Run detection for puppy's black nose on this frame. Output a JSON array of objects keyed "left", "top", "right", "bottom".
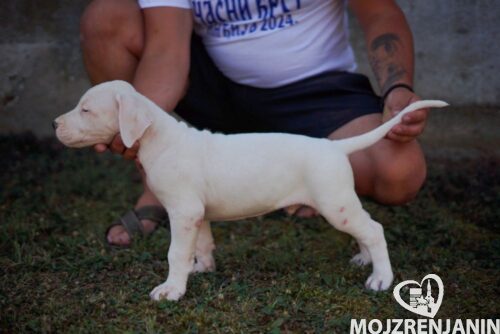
[{"left": 52, "top": 120, "right": 58, "bottom": 130}]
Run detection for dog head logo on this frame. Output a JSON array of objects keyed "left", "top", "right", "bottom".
[{"left": 393, "top": 274, "right": 444, "bottom": 318}]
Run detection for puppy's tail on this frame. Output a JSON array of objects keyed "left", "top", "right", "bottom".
[{"left": 336, "top": 100, "right": 449, "bottom": 155}]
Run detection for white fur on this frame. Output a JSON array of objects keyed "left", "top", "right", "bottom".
[{"left": 54, "top": 81, "right": 448, "bottom": 301}]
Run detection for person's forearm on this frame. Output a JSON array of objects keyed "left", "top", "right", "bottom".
[
  {"left": 132, "top": 7, "right": 192, "bottom": 112},
  {"left": 133, "top": 50, "right": 189, "bottom": 112},
  {"left": 361, "top": 11, "right": 414, "bottom": 95}
]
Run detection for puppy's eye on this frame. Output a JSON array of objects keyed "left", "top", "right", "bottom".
[{"left": 82, "top": 108, "right": 90, "bottom": 113}]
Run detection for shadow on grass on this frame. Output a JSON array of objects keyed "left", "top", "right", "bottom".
[{"left": 0, "top": 134, "right": 499, "bottom": 332}]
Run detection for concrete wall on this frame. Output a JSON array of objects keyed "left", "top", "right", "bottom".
[
  {"left": 0, "top": 0, "right": 90, "bottom": 137},
  {"left": 1, "top": 0, "right": 499, "bottom": 137},
  {"left": 350, "top": 0, "right": 500, "bottom": 106}
]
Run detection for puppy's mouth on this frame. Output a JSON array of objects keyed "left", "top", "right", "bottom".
[{"left": 55, "top": 128, "right": 89, "bottom": 148}]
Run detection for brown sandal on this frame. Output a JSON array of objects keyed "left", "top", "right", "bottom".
[{"left": 104, "top": 205, "right": 169, "bottom": 248}]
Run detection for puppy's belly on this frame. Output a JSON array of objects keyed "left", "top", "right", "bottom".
[
  {"left": 204, "top": 206, "right": 275, "bottom": 221},
  {"left": 203, "top": 191, "right": 309, "bottom": 221}
]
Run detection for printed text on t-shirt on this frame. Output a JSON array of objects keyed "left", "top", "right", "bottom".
[{"left": 192, "top": 0, "right": 302, "bottom": 38}]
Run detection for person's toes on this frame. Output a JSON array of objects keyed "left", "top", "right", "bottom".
[
  {"left": 284, "top": 204, "right": 301, "bottom": 216},
  {"left": 107, "top": 225, "right": 131, "bottom": 246},
  {"left": 114, "top": 230, "right": 131, "bottom": 245},
  {"left": 295, "top": 206, "right": 318, "bottom": 218}
]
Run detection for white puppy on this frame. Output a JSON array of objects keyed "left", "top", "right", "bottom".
[{"left": 54, "top": 80, "right": 448, "bottom": 301}]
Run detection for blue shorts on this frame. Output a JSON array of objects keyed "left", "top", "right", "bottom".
[{"left": 176, "top": 36, "right": 382, "bottom": 138}]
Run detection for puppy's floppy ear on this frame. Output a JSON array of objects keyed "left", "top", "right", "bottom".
[{"left": 116, "top": 93, "right": 152, "bottom": 148}]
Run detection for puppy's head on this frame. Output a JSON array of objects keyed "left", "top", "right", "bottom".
[{"left": 54, "top": 80, "right": 152, "bottom": 148}]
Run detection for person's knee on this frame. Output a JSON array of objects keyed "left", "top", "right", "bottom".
[
  {"left": 80, "top": 0, "right": 142, "bottom": 51},
  {"left": 374, "top": 145, "right": 427, "bottom": 205},
  {"left": 81, "top": 0, "right": 119, "bottom": 42}
]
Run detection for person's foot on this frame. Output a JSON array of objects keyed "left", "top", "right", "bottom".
[
  {"left": 106, "top": 191, "right": 162, "bottom": 246},
  {"left": 284, "top": 205, "right": 319, "bottom": 218}
]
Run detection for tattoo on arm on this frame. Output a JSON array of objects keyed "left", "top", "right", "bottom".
[{"left": 369, "top": 33, "right": 407, "bottom": 95}]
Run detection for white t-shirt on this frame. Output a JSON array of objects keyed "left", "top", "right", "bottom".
[{"left": 139, "top": 0, "right": 357, "bottom": 88}]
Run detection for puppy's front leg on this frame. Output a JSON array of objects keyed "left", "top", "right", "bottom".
[
  {"left": 193, "top": 220, "right": 216, "bottom": 273},
  {"left": 150, "top": 210, "right": 203, "bottom": 301}
]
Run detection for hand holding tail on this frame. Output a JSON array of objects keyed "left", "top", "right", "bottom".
[{"left": 337, "top": 100, "right": 449, "bottom": 155}]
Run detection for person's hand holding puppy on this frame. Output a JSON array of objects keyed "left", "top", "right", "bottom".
[{"left": 94, "top": 134, "right": 139, "bottom": 160}]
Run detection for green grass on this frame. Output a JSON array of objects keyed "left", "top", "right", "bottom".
[{"left": 1, "top": 134, "right": 499, "bottom": 333}]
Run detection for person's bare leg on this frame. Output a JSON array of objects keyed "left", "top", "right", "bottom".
[
  {"left": 109, "top": 163, "right": 162, "bottom": 246},
  {"left": 81, "top": 0, "right": 162, "bottom": 245},
  {"left": 329, "top": 113, "right": 426, "bottom": 205},
  {"left": 290, "top": 113, "right": 426, "bottom": 217}
]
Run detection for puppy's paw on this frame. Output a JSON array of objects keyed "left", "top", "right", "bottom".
[
  {"left": 150, "top": 282, "right": 185, "bottom": 301},
  {"left": 365, "top": 271, "right": 394, "bottom": 291},
  {"left": 350, "top": 252, "right": 371, "bottom": 266},
  {"left": 192, "top": 255, "right": 216, "bottom": 273}
]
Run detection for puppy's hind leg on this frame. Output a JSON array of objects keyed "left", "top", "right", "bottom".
[
  {"left": 360, "top": 220, "right": 394, "bottom": 291},
  {"left": 192, "top": 220, "right": 216, "bottom": 273},
  {"left": 315, "top": 192, "right": 393, "bottom": 291},
  {"left": 350, "top": 241, "right": 372, "bottom": 267}
]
